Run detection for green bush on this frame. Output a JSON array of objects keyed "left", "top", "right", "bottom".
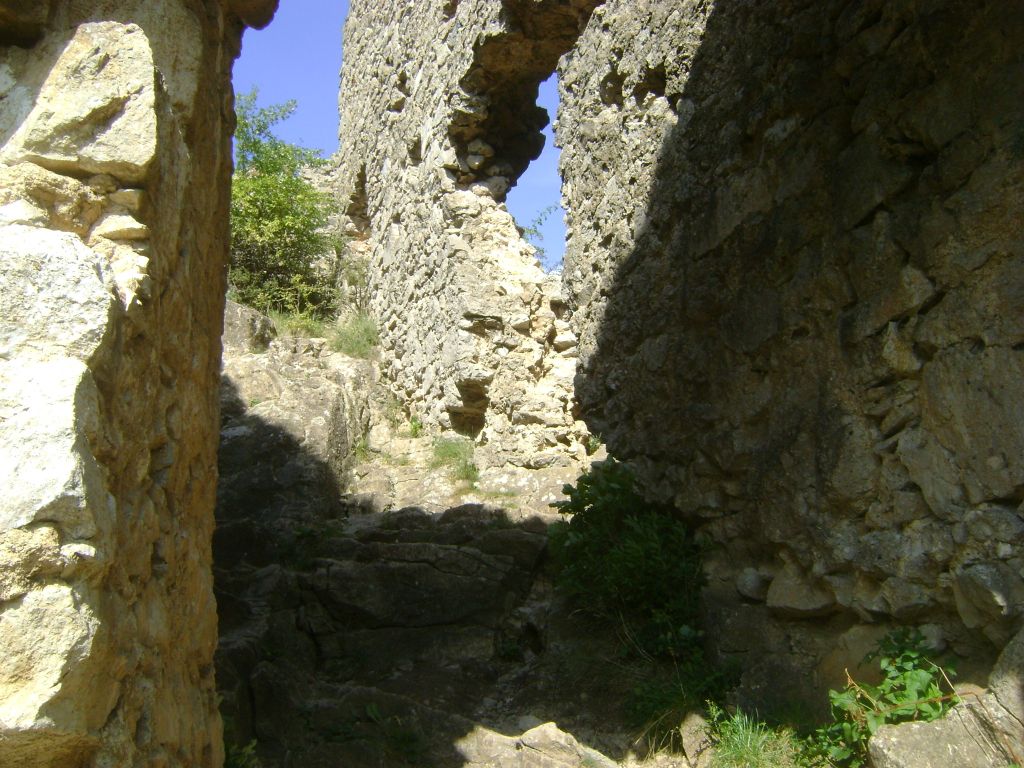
[
  {"left": 329, "top": 312, "right": 379, "bottom": 358},
  {"left": 550, "top": 459, "right": 705, "bottom": 658},
  {"left": 803, "top": 629, "right": 958, "bottom": 767},
  {"left": 230, "top": 89, "right": 338, "bottom": 317},
  {"left": 551, "top": 460, "right": 733, "bottom": 753}
]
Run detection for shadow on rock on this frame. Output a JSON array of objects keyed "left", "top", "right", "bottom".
[
  {"left": 214, "top": 307, "right": 650, "bottom": 767},
  {"left": 565, "top": 0, "right": 1024, "bottom": 718},
  {"left": 216, "top": 492, "right": 643, "bottom": 767}
]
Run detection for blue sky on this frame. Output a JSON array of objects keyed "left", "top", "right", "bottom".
[{"left": 234, "top": 0, "right": 566, "bottom": 268}]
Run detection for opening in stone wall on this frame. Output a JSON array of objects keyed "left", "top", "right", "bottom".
[
  {"left": 233, "top": 0, "right": 344, "bottom": 157},
  {"left": 505, "top": 73, "right": 567, "bottom": 272},
  {"left": 445, "top": 1, "right": 605, "bottom": 276}
]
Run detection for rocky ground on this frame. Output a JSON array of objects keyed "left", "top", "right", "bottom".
[
  {"left": 213, "top": 303, "right": 698, "bottom": 768},
  {"left": 213, "top": 303, "right": 1024, "bottom": 768}
]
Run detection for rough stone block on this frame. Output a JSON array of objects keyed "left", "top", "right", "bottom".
[{"left": 3, "top": 22, "right": 157, "bottom": 183}]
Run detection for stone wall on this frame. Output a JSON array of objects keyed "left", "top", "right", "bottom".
[
  {"left": 0, "top": 1, "right": 273, "bottom": 764},
  {"left": 559, "top": 0, "right": 1024, "bottom": 702},
  {"left": 336, "top": 0, "right": 599, "bottom": 465}
]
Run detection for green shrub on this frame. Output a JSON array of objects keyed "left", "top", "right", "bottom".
[
  {"left": 706, "top": 704, "right": 801, "bottom": 768},
  {"left": 550, "top": 459, "right": 705, "bottom": 658},
  {"left": 430, "top": 436, "right": 479, "bottom": 486},
  {"left": 330, "top": 312, "right": 379, "bottom": 358},
  {"left": 803, "top": 629, "right": 958, "bottom": 767},
  {"left": 552, "top": 460, "right": 728, "bottom": 754},
  {"left": 229, "top": 89, "right": 339, "bottom": 317}
]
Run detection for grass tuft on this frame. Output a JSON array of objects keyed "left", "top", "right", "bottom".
[
  {"left": 430, "top": 436, "right": 479, "bottom": 486},
  {"left": 330, "top": 312, "right": 379, "bottom": 358},
  {"left": 707, "top": 704, "right": 802, "bottom": 768},
  {"left": 269, "top": 310, "right": 327, "bottom": 338}
]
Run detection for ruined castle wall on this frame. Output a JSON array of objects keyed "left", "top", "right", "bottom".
[
  {"left": 336, "top": 0, "right": 599, "bottom": 463},
  {"left": 0, "top": 1, "right": 274, "bottom": 764},
  {"left": 559, "top": 0, "right": 1024, "bottom": 699}
]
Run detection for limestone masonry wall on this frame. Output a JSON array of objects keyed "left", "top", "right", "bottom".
[
  {"left": 559, "top": 0, "right": 1024, "bottom": 700},
  {"left": 338, "top": 0, "right": 1024, "bottom": 705},
  {"left": 0, "top": 1, "right": 274, "bottom": 765},
  {"left": 4, "top": 0, "right": 1017, "bottom": 759},
  {"left": 336, "top": 0, "right": 600, "bottom": 466}
]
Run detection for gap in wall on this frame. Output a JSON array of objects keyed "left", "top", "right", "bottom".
[
  {"left": 233, "top": 0, "right": 346, "bottom": 157},
  {"left": 505, "top": 73, "right": 567, "bottom": 273}
]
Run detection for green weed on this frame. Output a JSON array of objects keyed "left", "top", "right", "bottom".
[
  {"left": 480, "top": 488, "right": 519, "bottom": 501},
  {"left": 352, "top": 436, "right": 371, "bottom": 463},
  {"left": 430, "top": 436, "right": 479, "bottom": 486},
  {"left": 629, "top": 656, "right": 738, "bottom": 754},
  {"left": 381, "top": 391, "right": 404, "bottom": 428},
  {"left": 320, "top": 703, "right": 428, "bottom": 765},
  {"left": 802, "top": 629, "right": 959, "bottom": 767},
  {"left": 224, "top": 740, "right": 261, "bottom": 768},
  {"left": 383, "top": 452, "right": 411, "bottom": 467}
]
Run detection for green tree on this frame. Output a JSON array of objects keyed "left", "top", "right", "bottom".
[{"left": 229, "top": 89, "right": 338, "bottom": 316}]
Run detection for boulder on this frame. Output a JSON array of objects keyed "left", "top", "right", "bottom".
[
  {"left": 457, "top": 722, "right": 619, "bottom": 767},
  {"left": 766, "top": 562, "right": 836, "bottom": 618},
  {"left": 222, "top": 299, "right": 277, "bottom": 353},
  {"left": 868, "top": 696, "right": 1021, "bottom": 768}
]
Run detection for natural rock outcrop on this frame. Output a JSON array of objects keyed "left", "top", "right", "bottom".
[
  {"left": 555, "top": 0, "right": 1024, "bottom": 702},
  {"left": 335, "top": 0, "right": 597, "bottom": 463},
  {"left": 214, "top": 481, "right": 649, "bottom": 768},
  {"left": 216, "top": 302, "right": 373, "bottom": 574},
  {"left": 0, "top": 3, "right": 275, "bottom": 765}
]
